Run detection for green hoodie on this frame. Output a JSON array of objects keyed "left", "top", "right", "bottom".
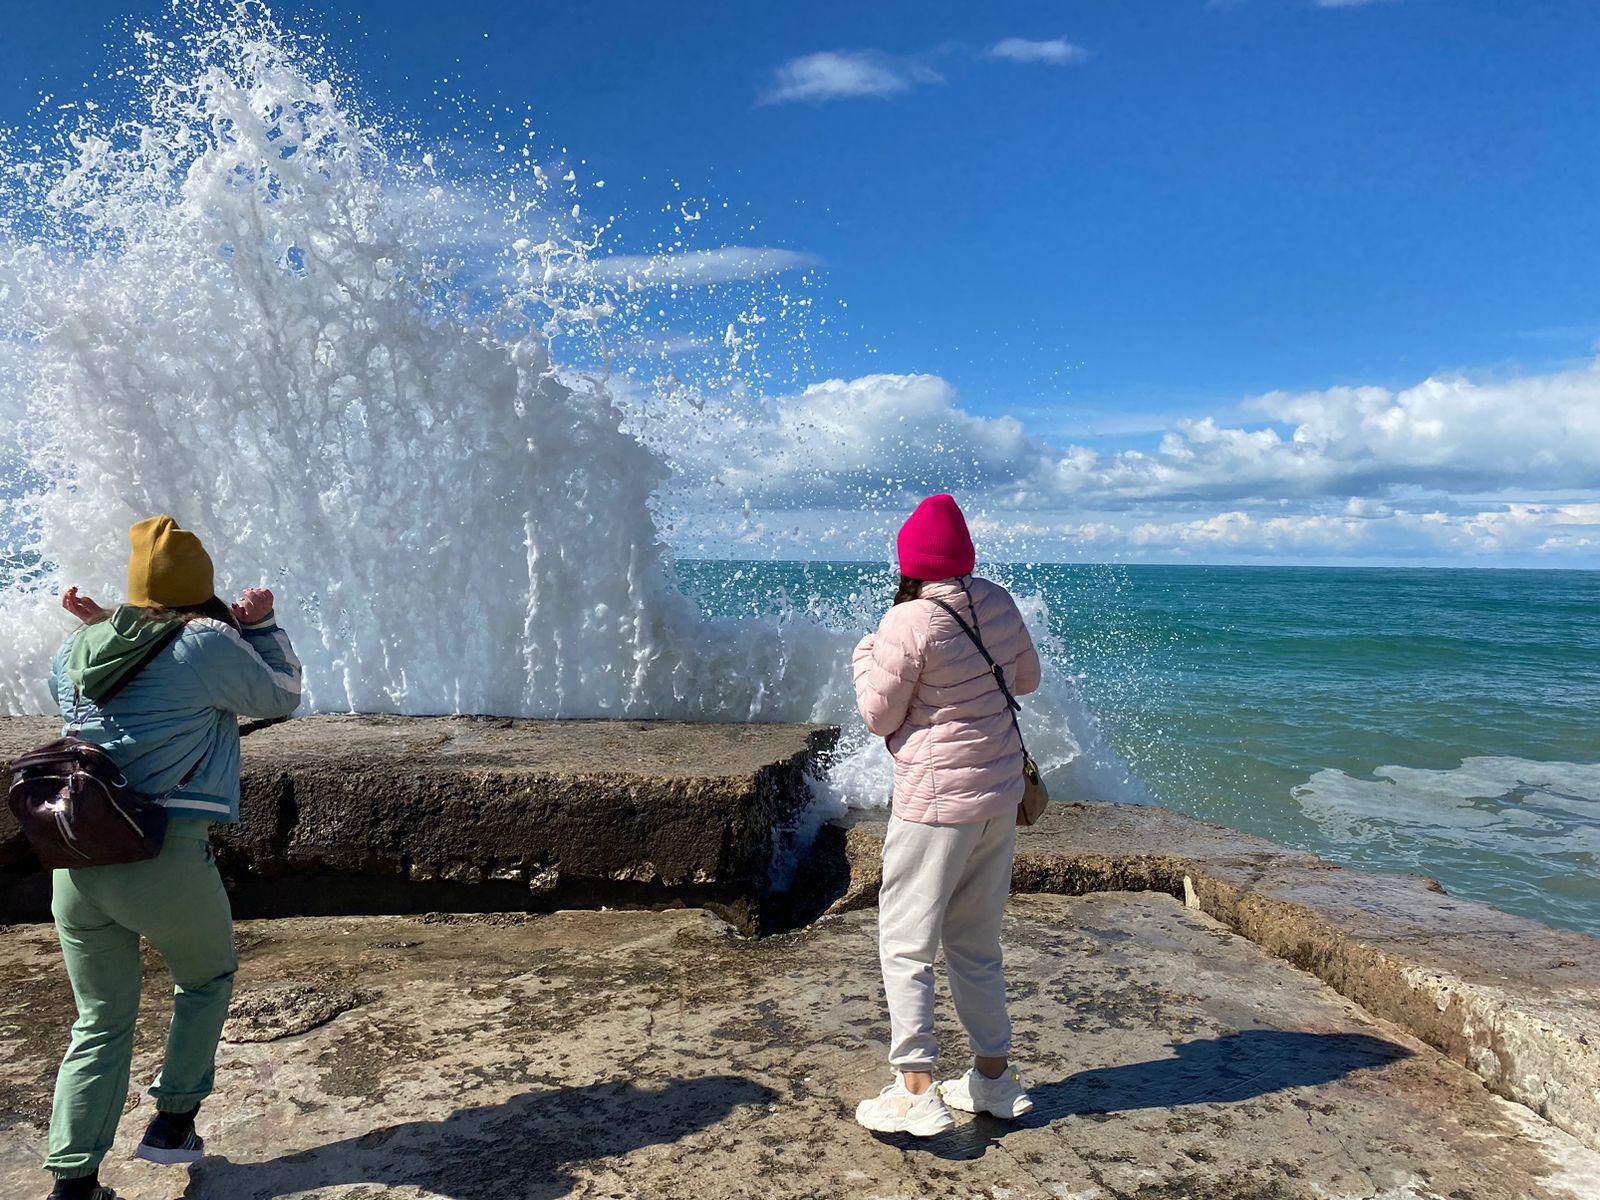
[{"left": 66, "top": 606, "right": 183, "bottom": 705}]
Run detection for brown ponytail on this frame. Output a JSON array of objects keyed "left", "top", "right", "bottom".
[
  {"left": 133, "top": 595, "right": 241, "bottom": 631},
  {"left": 893, "top": 575, "right": 924, "bottom": 605}
]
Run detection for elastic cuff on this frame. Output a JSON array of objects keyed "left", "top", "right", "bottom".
[
  {"left": 46, "top": 1164, "right": 101, "bottom": 1180},
  {"left": 240, "top": 611, "right": 278, "bottom": 634},
  {"left": 153, "top": 1093, "right": 208, "bottom": 1113}
]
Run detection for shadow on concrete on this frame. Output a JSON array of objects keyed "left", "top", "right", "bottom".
[
  {"left": 182, "top": 1075, "right": 777, "bottom": 1200},
  {"left": 880, "top": 1029, "right": 1413, "bottom": 1161}
]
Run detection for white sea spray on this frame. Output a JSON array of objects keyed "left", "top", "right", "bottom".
[{"left": 0, "top": 4, "right": 1135, "bottom": 817}]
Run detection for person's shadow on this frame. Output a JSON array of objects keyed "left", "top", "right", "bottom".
[
  {"left": 183, "top": 1074, "right": 776, "bottom": 1200},
  {"left": 879, "top": 1029, "right": 1413, "bottom": 1161}
]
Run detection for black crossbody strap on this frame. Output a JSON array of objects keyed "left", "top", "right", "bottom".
[
  {"left": 68, "top": 621, "right": 204, "bottom": 795},
  {"left": 927, "top": 597, "right": 1030, "bottom": 758},
  {"left": 97, "top": 623, "right": 186, "bottom": 706},
  {"left": 69, "top": 622, "right": 186, "bottom": 730}
]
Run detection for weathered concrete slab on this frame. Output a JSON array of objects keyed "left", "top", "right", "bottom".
[
  {"left": 3, "top": 894, "right": 1598, "bottom": 1199},
  {"left": 8, "top": 714, "right": 1599, "bottom": 1161},
  {"left": 0, "top": 715, "right": 838, "bottom": 928},
  {"left": 830, "top": 803, "right": 1600, "bottom": 1157}
]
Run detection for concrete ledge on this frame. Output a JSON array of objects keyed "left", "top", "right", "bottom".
[
  {"left": 6, "top": 897, "right": 1600, "bottom": 1197},
  {"left": 831, "top": 802, "right": 1600, "bottom": 1154},
  {"left": 5, "top": 714, "right": 1597, "bottom": 1156},
  {"left": 1, "top": 715, "right": 838, "bottom": 929}
]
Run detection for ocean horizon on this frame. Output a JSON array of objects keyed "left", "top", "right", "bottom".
[
  {"left": 6, "top": 551, "right": 1594, "bottom": 935},
  {"left": 676, "top": 558, "right": 1600, "bottom": 938}
]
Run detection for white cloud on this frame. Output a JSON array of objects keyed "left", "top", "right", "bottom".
[
  {"left": 637, "top": 373, "right": 1040, "bottom": 505},
  {"left": 985, "top": 38, "right": 1090, "bottom": 66},
  {"left": 666, "top": 498, "right": 1600, "bottom": 566},
  {"left": 585, "top": 247, "right": 820, "bottom": 287},
  {"left": 1046, "top": 363, "right": 1600, "bottom": 503},
  {"left": 617, "top": 332, "right": 713, "bottom": 357},
  {"left": 625, "top": 364, "right": 1600, "bottom": 565},
  {"left": 759, "top": 51, "right": 943, "bottom": 105},
  {"left": 1062, "top": 502, "right": 1600, "bottom": 561},
  {"left": 1313, "top": 0, "right": 1397, "bottom": 7}
]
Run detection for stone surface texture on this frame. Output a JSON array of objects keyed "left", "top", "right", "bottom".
[
  {"left": 4, "top": 895, "right": 1600, "bottom": 1200},
  {"left": 4, "top": 713, "right": 1600, "bottom": 1182},
  {"left": 1, "top": 715, "right": 837, "bottom": 926},
  {"left": 833, "top": 804, "right": 1600, "bottom": 1157}
]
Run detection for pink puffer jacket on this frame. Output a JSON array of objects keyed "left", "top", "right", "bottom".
[{"left": 852, "top": 576, "right": 1042, "bottom": 824}]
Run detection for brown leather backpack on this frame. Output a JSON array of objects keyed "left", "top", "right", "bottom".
[
  {"left": 8, "top": 736, "right": 170, "bottom": 868},
  {"left": 6, "top": 625, "right": 181, "bottom": 869}
]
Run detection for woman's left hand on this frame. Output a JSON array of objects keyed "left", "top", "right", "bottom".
[
  {"left": 230, "top": 587, "right": 275, "bottom": 625},
  {"left": 61, "top": 587, "right": 105, "bottom": 623}
]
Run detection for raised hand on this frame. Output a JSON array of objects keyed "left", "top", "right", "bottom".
[
  {"left": 61, "top": 586, "right": 106, "bottom": 623},
  {"left": 230, "top": 587, "right": 275, "bottom": 626}
]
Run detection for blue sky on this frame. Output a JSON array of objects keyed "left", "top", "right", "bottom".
[{"left": 3, "top": 0, "right": 1598, "bottom": 565}]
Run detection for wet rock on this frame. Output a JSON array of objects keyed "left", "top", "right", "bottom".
[
  {"left": 223, "top": 981, "right": 368, "bottom": 1043},
  {"left": 7, "top": 714, "right": 1599, "bottom": 1160}
]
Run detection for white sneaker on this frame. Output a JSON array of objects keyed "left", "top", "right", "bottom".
[
  {"left": 940, "top": 1066, "right": 1035, "bottom": 1119},
  {"left": 854, "top": 1074, "right": 957, "bottom": 1136}
]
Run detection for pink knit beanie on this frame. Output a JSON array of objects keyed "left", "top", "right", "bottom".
[{"left": 897, "top": 494, "right": 976, "bottom": 581}]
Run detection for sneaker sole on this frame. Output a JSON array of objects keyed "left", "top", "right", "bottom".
[
  {"left": 855, "top": 1108, "right": 957, "bottom": 1137},
  {"left": 944, "top": 1093, "right": 1034, "bottom": 1120},
  {"left": 134, "top": 1143, "right": 204, "bottom": 1165}
]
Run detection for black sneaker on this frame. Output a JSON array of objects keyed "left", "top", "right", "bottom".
[
  {"left": 48, "top": 1177, "right": 116, "bottom": 1200},
  {"left": 134, "top": 1106, "right": 205, "bottom": 1165}
]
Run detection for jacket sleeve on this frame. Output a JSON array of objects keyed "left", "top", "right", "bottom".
[
  {"left": 852, "top": 611, "right": 925, "bottom": 737},
  {"left": 182, "top": 612, "right": 304, "bottom": 719},
  {"left": 1008, "top": 599, "right": 1042, "bottom": 698},
  {"left": 50, "top": 638, "right": 76, "bottom": 724}
]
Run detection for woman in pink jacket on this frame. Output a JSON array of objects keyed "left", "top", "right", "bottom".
[{"left": 851, "top": 494, "right": 1042, "bottom": 1137}]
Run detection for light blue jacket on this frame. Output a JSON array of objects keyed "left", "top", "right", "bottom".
[{"left": 50, "top": 611, "right": 303, "bottom": 823}]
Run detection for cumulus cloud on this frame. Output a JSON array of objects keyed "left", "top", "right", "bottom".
[
  {"left": 759, "top": 52, "right": 942, "bottom": 105},
  {"left": 585, "top": 246, "right": 820, "bottom": 287},
  {"left": 665, "top": 497, "right": 1600, "bottom": 566},
  {"left": 630, "top": 362, "right": 1600, "bottom": 565},
  {"left": 985, "top": 38, "right": 1090, "bottom": 66},
  {"left": 639, "top": 374, "right": 1042, "bottom": 506},
  {"left": 1046, "top": 363, "right": 1600, "bottom": 504},
  {"left": 1010, "top": 502, "right": 1600, "bottom": 562},
  {"left": 655, "top": 361, "right": 1600, "bottom": 508}
]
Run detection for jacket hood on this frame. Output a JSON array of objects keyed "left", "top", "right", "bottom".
[{"left": 66, "top": 605, "right": 183, "bottom": 704}]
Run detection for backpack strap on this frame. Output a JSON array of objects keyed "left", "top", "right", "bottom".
[{"left": 926, "top": 597, "right": 1031, "bottom": 758}]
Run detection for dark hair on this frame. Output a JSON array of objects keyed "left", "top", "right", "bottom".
[{"left": 893, "top": 574, "right": 924, "bottom": 605}]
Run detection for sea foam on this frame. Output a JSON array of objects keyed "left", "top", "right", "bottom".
[{"left": 0, "top": 6, "right": 1129, "bottom": 811}]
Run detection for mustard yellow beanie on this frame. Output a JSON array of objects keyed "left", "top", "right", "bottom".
[{"left": 126, "top": 515, "right": 215, "bottom": 609}]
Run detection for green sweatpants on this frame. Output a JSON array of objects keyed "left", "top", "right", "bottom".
[{"left": 45, "top": 820, "right": 236, "bottom": 1180}]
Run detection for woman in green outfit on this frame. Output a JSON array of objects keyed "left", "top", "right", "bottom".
[{"left": 41, "top": 516, "right": 302, "bottom": 1200}]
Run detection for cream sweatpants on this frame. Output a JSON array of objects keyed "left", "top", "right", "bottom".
[{"left": 877, "top": 809, "right": 1017, "bottom": 1071}]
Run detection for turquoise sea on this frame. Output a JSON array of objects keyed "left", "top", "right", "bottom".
[
  {"left": 8, "top": 551, "right": 1596, "bottom": 934},
  {"left": 677, "top": 561, "right": 1600, "bottom": 937}
]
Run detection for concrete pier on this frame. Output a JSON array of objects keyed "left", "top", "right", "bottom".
[
  {"left": 1, "top": 715, "right": 838, "bottom": 929},
  {"left": 3, "top": 898, "right": 1598, "bottom": 1199},
  {"left": 831, "top": 804, "right": 1600, "bottom": 1156},
  {"left": 3, "top": 715, "right": 1599, "bottom": 1198}
]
